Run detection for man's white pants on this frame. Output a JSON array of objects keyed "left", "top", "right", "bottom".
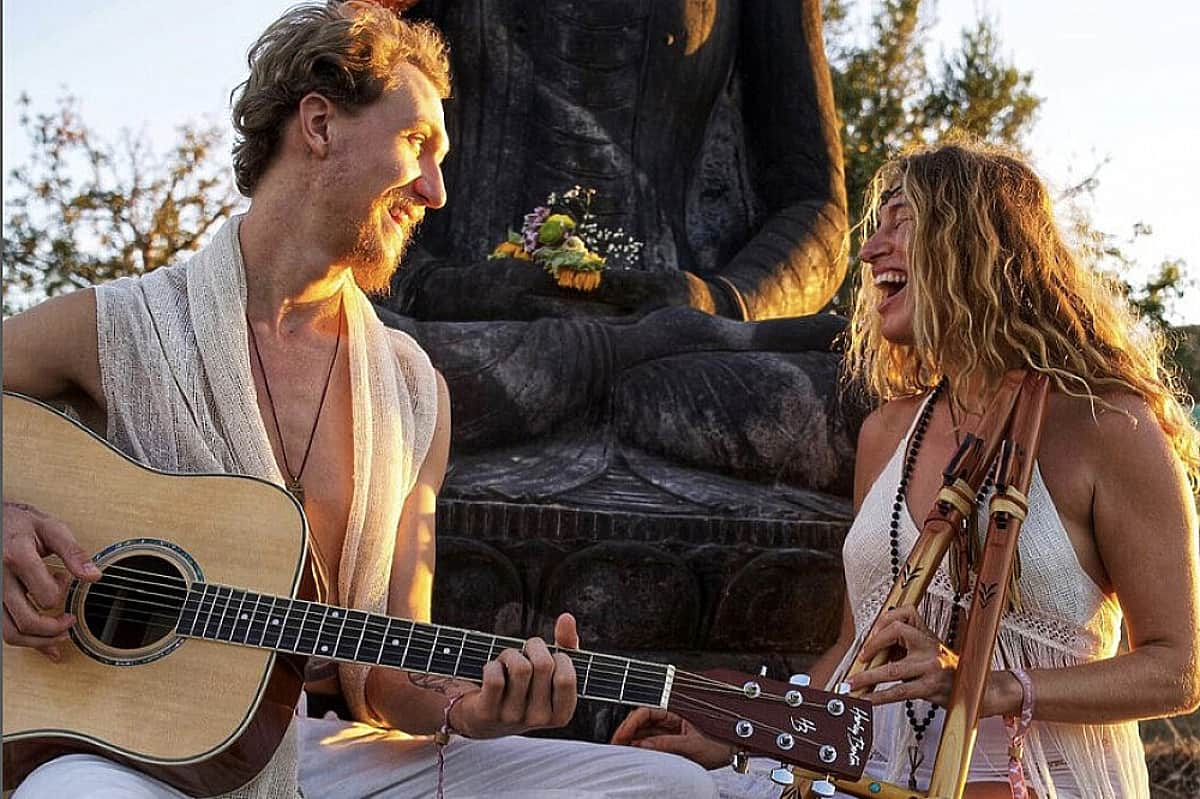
[{"left": 14, "top": 715, "right": 718, "bottom": 798}]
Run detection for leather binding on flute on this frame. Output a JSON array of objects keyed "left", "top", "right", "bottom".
[{"left": 782, "top": 370, "right": 1050, "bottom": 799}]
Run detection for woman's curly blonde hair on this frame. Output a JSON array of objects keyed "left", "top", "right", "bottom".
[
  {"left": 231, "top": 1, "right": 450, "bottom": 197},
  {"left": 844, "top": 140, "right": 1199, "bottom": 486}
]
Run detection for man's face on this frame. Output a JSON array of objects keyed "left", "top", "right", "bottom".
[
  {"left": 859, "top": 190, "right": 915, "bottom": 345},
  {"left": 326, "top": 63, "right": 449, "bottom": 294}
]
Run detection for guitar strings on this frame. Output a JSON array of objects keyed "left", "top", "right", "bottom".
[
  {"left": 57, "top": 571, "right": 682, "bottom": 699},
  {"left": 59, "top": 562, "right": 680, "bottom": 691},
  {"left": 67, "top": 575, "right": 836, "bottom": 712},
  {"left": 65, "top": 575, "right": 832, "bottom": 716},
  {"left": 52, "top": 562, "right": 840, "bottom": 711}
]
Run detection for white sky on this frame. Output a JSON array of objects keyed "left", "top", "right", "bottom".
[{"left": 3, "top": 0, "right": 1198, "bottom": 323}]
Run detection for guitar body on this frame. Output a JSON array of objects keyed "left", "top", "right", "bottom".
[{"left": 2, "top": 393, "right": 309, "bottom": 796}]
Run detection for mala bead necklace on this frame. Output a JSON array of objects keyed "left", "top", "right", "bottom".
[{"left": 890, "top": 379, "right": 994, "bottom": 789}]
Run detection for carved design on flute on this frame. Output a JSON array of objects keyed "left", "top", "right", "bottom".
[
  {"left": 977, "top": 581, "right": 999, "bottom": 610},
  {"left": 900, "top": 563, "right": 922, "bottom": 589}
]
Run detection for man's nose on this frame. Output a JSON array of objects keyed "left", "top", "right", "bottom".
[{"left": 414, "top": 163, "right": 446, "bottom": 209}]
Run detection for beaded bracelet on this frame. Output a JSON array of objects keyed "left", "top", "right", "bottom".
[
  {"left": 1003, "top": 668, "right": 1035, "bottom": 799},
  {"left": 435, "top": 693, "right": 466, "bottom": 799}
]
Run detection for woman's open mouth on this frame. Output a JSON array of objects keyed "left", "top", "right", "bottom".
[{"left": 874, "top": 270, "right": 907, "bottom": 309}]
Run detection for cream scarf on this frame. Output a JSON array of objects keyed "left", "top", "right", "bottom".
[{"left": 95, "top": 215, "right": 439, "bottom": 796}]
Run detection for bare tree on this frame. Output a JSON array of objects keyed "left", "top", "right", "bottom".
[{"left": 3, "top": 94, "right": 242, "bottom": 315}]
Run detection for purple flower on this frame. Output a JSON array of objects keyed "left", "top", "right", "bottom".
[{"left": 521, "top": 206, "right": 550, "bottom": 252}]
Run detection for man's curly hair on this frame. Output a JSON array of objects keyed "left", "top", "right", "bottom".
[{"left": 230, "top": 1, "right": 450, "bottom": 197}]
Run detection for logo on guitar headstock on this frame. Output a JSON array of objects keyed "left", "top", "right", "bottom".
[
  {"left": 789, "top": 715, "right": 817, "bottom": 735},
  {"left": 846, "top": 706, "right": 870, "bottom": 767}
]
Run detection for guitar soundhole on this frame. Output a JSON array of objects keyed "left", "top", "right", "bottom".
[{"left": 82, "top": 554, "right": 189, "bottom": 651}]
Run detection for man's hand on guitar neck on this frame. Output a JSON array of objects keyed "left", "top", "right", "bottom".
[
  {"left": 448, "top": 612, "right": 581, "bottom": 738},
  {"left": 2, "top": 501, "right": 101, "bottom": 661}
]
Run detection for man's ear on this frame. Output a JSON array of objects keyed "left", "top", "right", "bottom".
[{"left": 297, "top": 93, "right": 336, "bottom": 158}]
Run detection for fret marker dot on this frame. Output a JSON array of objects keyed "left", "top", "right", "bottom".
[
  {"left": 271, "top": 619, "right": 279, "bottom": 625},
  {"left": 391, "top": 639, "right": 400, "bottom": 646},
  {"left": 320, "top": 645, "right": 329, "bottom": 653},
  {"left": 240, "top": 614, "right": 249, "bottom": 620},
  {"left": 442, "top": 647, "right": 451, "bottom": 655},
  {"left": 331, "top": 611, "right": 339, "bottom": 618}
]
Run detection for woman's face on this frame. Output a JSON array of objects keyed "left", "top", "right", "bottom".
[{"left": 859, "top": 191, "right": 916, "bottom": 346}]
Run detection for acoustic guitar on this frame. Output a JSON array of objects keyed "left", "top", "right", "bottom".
[{"left": 2, "top": 391, "right": 872, "bottom": 796}]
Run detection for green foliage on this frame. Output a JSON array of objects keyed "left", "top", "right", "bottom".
[
  {"left": 3, "top": 94, "right": 241, "bottom": 316},
  {"left": 822, "top": 0, "right": 1041, "bottom": 311}
]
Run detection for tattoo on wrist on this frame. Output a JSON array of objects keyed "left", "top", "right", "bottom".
[{"left": 408, "top": 673, "right": 453, "bottom": 694}]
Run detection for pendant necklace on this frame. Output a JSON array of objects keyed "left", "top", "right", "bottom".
[{"left": 246, "top": 295, "right": 345, "bottom": 505}]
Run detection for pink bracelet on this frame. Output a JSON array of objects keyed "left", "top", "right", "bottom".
[
  {"left": 435, "top": 693, "right": 465, "bottom": 799},
  {"left": 1003, "top": 669, "right": 1035, "bottom": 799}
]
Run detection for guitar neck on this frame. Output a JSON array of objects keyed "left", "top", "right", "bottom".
[{"left": 176, "top": 582, "right": 674, "bottom": 709}]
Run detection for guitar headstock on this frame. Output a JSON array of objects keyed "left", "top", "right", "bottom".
[{"left": 667, "top": 668, "right": 872, "bottom": 779}]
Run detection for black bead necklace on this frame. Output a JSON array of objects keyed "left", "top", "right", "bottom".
[{"left": 889, "top": 380, "right": 992, "bottom": 788}]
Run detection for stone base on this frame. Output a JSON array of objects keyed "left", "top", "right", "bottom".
[{"left": 431, "top": 497, "right": 851, "bottom": 742}]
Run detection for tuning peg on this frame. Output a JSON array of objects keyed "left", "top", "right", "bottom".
[
  {"left": 810, "top": 779, "right": 836, "bottom": 797},
  {"left": 760, "top": 664, "right": 769, "bottom": 677},
  {"left": 788, "top": 673, "right": 811, "bottom": 686},
  {"left": 835, "top": 681, "right": 852, "bottom": 695},
  {"left": 769, "top": 766, "right": 794, "bottom": 786}
]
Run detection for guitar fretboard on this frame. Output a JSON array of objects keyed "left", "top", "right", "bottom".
[{"left": 175, "top": 583, "right": 672, "bottom": 708}]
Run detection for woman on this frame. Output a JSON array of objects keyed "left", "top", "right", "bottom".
[{"left": 613, "top": 141, "right": 1200, "bottom": 798}]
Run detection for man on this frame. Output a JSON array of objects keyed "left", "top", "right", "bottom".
[{"left": 1, "top": 3, "right": 716, "bottom": 797}]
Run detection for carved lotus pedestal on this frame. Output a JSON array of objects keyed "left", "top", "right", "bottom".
[{"left": 431, "top": 481, "right": 852, "bottom": 742}]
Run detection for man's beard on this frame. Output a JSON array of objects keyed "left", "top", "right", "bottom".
[{"left": 350, "top": 216, "right": 418, "bottom": 296}]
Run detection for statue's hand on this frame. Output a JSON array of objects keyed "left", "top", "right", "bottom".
[{"left": 399, "top": 258, "right": 736, "bottom": 321}]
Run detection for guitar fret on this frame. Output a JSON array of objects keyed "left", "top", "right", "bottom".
[
  {"left": 403, "top": 623, "right": 432, "bottom": 671},
  {"left": 255, "top": 595, "right": 279, "bottom": 647},
  {"left": 582, "top": 653, "right": 594, "bottom": 696},
  {"left": 244, "top": 593, "right": 266, "bottom": 645},
  {"left": 352, "top": 613, "right": 369, "bottom": 662},
  {"left": 316, "top": 608, "right": 343, "bottom": 658},
  {"left": 456, "top": 632, "right": 489, "bottom": 682},
  {"left": 178, "top": 583, "right": 208, "bottom": 636},
  {"left": 213, "top": 587, "right": 239, "bottom": 641},
  {"left": 274, "top": 597, "right": 296, "bottom": 650},
  {"left": 293, "top": 601, "right": 319, "bottom": 655},
  {"left": 310, "top": 605, "right": 330, "bottom": 657},
  {"left": 354, "top": 614, "right": 386, "bottom": 665},
  {"left": 372, "top": 615, "right": 393, "bottom": 663},
  {"left": 266, "top": 596, "right": 289, "bottom": 649},
  {"left": 427, "top": 628, "right": 465, "bottom": 677},
  {"left": 379, "top": 619, "right": 414, "bottom": 668},
  {"left": 619, "top": 659, "right": 670, "bottom": 707},
  {"left": 375, "top": 619, "right": 393, "bottom": 665},
  {"left": 200, "top": 586, "right": 227, "bottom": 639},
  {"left": 229, "top": 590, "right": 253, "bottom": 644},
  {"left": 330, "top": 609, "right": 348, "bottom": 657},
  {"left": 424, "top": 626, "right": 441, "bottom": 673},
  {"left": 335, "top": 611, "right": 366, "bottom": 661},
  {"left": 399, "top": 620, "right": 416, "bottom": 668},
  {"left": 618, "top": 662, "right": 629, "bottom": 702},
  {"left": 452, "top": 632, "right": 465, "bottom": 676}
]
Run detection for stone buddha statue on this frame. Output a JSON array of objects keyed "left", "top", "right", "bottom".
[
  {"left": 375, "top": 0, "right": 861, "bottom": 740},
  {"left": 392, "top": 0, "right": 848, "bottom": 322}
]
